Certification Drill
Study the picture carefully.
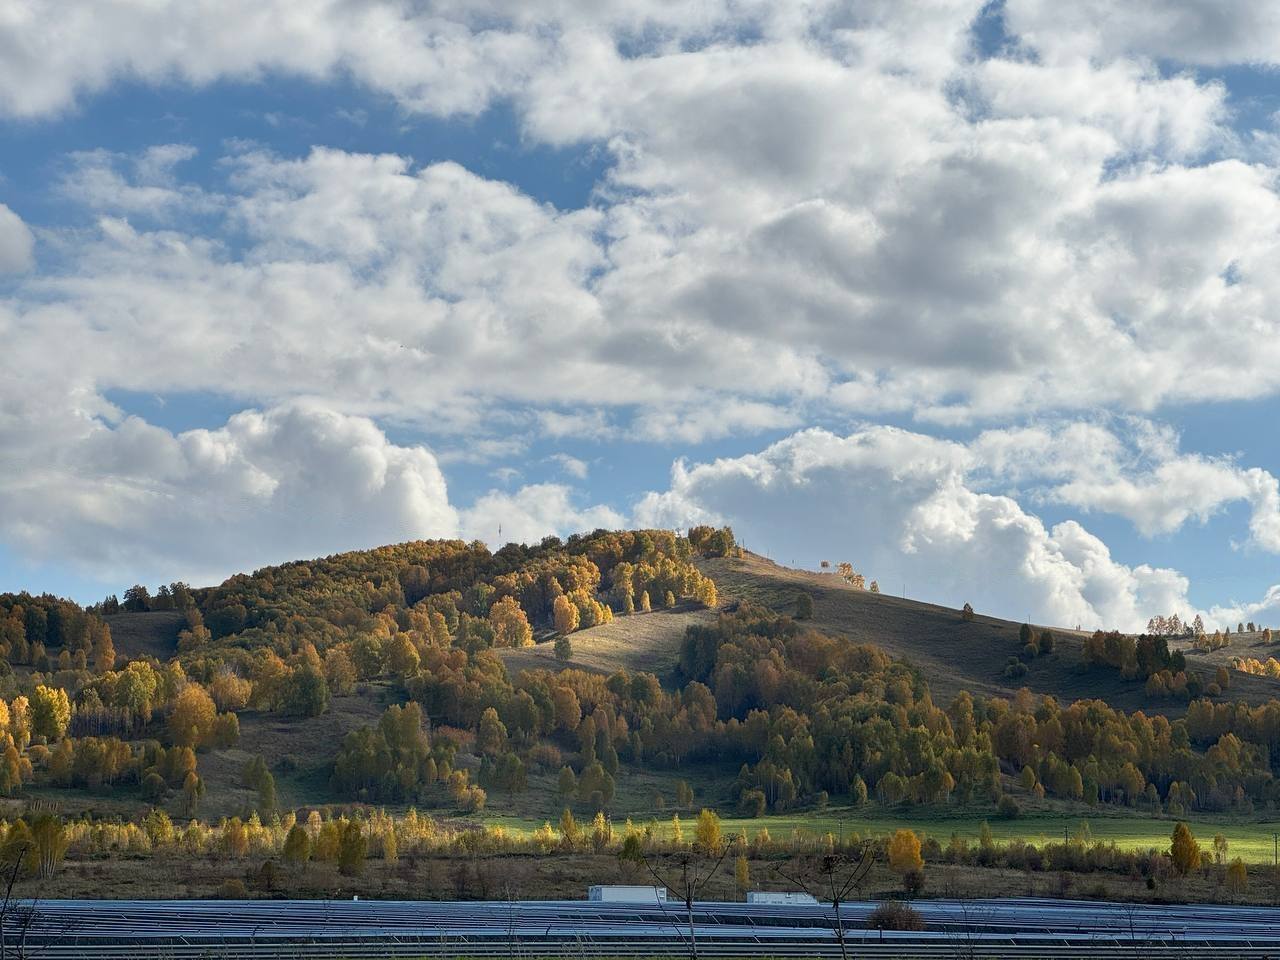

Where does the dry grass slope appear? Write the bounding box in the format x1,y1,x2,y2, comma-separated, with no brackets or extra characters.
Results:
105,610,183,661
700,553,1280,715
497,605,717,678
1172,630,1272,666
196,690,391,818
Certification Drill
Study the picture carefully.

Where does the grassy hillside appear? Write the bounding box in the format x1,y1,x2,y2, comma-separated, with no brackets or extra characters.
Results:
498,604,716,677
193,689,392,819
105,609,183,661
699,553,1280,714
1176,630,1275,668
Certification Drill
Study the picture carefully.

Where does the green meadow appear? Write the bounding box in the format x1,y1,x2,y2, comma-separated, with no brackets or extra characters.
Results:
486,804,1280,863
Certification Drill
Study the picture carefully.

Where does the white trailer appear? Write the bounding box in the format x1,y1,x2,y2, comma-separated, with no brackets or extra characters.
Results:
746,891,819,905
588,885,668,903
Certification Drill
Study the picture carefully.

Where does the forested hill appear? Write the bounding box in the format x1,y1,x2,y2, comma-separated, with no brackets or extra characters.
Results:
100,528,724,658
0,527,729,818
1,525,1278,841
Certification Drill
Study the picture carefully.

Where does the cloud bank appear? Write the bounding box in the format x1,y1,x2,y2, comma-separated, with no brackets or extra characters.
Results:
2,1,1280,627
636,423,1280,631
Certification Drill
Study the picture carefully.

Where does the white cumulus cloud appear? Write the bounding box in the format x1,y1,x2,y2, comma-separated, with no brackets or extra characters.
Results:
0,392,627,588
0,205,35,273
1004,0,1280,66
969,419,1280,552
634,425,1261,630
0,399,459,585
461,483,625,547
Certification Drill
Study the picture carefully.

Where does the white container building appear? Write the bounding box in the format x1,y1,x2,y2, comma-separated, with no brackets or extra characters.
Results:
746,891,819,905
588,885,669,903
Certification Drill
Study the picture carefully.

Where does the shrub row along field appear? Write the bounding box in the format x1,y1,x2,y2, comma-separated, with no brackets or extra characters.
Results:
485,807,1280,864
4,803,1268,905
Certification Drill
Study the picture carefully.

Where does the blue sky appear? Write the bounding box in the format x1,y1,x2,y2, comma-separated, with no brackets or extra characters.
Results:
3,0,1280,631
